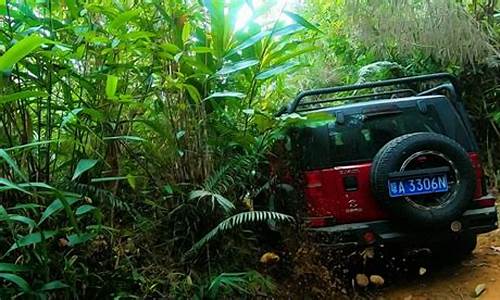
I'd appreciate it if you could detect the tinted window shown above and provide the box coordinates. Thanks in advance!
[328,106,446,165]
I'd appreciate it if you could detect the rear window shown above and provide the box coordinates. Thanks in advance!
[293,99,473,170]
[329,106,445,165]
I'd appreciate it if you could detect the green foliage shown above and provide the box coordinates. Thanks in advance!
[0,0,314,298]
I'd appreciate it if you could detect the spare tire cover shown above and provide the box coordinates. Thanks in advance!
[371,132,475,227]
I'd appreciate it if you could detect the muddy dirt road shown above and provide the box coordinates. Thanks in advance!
[381,228,500,300]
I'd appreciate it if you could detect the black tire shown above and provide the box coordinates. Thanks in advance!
[371,132,476,227]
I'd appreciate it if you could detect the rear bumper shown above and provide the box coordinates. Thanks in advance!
[308,206,498,248]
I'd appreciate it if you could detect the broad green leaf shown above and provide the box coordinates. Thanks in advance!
[72,159,98,181]
[40,280,69,291]
[109,10,140,32]
[0,273,31,292]
[0,35,50,72]
[184,84,201,103]
[105,75,118,98]
[216,59,259,75]
[67,232,96,246]
[75,205,96,216]
[0,263,30,273]
[39,197,79,225]
[256,62,299,80]
[182,22,191,43]
[126,174,136,190]
[203,0,225,59]
[226,30,271,57]
[204,91,246,100]
[284,11,323,33]
[0,91,47,107]
[6,231,57,255]
[0,149,27,181]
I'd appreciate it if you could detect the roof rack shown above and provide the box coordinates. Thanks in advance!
[296,88,416,113]
[277,73,460,116]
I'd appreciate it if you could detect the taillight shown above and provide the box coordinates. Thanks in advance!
[475,194,496,208]
[305,171,322,188]
[362,231,377,244]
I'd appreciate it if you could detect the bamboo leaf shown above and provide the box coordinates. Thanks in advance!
[0,263,30,273]
[0,215,36,229]
[38,197,79,225]
[39,280,69,291]
[6,231,57,255]
[284,11,323,33]
[72,159,98,181]
[204,91,246,100]
[0,91,47,107]
[67,232,96,246]
[0,273,31,292]
[0,178,31,195]
[273,24,304,38]
[90,176,128,183]
[0,149,27,181]
[6,140,58,151]
[216,59,259,75]
[226,30,271,57]
[0,34,50,72]
[102,136,145,142]
[256,62,299,80]
[75,205,96,216]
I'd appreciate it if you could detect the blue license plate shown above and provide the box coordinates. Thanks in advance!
[388,174,448,197]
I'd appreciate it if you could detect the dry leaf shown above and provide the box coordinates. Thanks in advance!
[370,274,385,286]
[355,273,369,287]
[58,238,69,247]
[260,252,280,264]
[362,247,375,259]
[474,283,486,297]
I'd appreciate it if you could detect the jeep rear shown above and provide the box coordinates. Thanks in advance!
[277,73,498,254]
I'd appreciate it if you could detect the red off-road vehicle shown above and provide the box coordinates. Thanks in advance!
[276,73,498,256]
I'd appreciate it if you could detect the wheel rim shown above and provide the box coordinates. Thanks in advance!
[398,150,459,210]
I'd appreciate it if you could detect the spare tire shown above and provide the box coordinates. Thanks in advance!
[371,132,475,227]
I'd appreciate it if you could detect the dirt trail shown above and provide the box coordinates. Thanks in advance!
[381,228,500,300]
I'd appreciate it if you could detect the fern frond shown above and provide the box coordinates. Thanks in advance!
[186,211,294,257]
